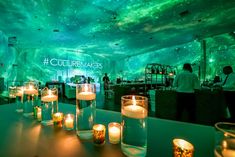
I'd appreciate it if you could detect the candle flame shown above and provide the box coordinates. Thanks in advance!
[67,114,72,119]
[132,96,136,106]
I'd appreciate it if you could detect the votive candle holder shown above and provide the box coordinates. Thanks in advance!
[93,124,106,146]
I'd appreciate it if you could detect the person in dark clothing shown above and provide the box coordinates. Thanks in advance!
[102,73,110,98]
[222,66,235,122]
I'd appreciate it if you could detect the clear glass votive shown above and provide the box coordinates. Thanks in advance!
[63,114,74,130]
[172,138,194,157]
[93,124,106,146]
[53,112,63,128]
[214,122,235,157]
[121,95,148,157]
[41,87,58,125]
[23,81,39,117]
[76,83,96,140]
[108,122,121,144]
[8,86,17,98]
[33,106,42,122]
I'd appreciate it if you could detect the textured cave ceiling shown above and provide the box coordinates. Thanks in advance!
[0,0,235,59]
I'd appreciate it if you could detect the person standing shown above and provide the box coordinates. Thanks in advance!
[103,73,110,98]
[173,63,200,123]
[222,65,235,122]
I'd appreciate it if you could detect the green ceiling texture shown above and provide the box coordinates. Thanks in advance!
[0,0,235,84]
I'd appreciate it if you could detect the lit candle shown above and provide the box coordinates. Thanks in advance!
[221,139,235,157]
[9,86,17,98]
[15,87,24,97]
[108,122,121,144]
[122,96,148,119]
[222,150,235,157]
[173,138,194,157]
[41,90,58,102]
[93,124,106,146]
[37,107,42,121]
[64,114,74,130]
[53,112,63,128]
[76,84,96,100]
[24,85,38,95]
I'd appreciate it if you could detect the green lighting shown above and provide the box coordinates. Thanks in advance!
[209,58,214,63]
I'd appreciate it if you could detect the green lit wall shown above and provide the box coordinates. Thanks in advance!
[113,33,235,83]
[0,32,111,86]
[206,33,235,80]
[1,31,235,88]
[114,41,201,82]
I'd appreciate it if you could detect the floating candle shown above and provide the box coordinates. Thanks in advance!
[41,90,58,102]
[122,96,147,119]
[24,85,38,95]
[76,84,96,100]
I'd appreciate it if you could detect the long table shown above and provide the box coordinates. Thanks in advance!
[0,103,215,157]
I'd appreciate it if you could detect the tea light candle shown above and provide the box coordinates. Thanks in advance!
[108,122,121,144]
[93,124,106,146]
[173,138,194,157]
[53,112,63,128]
[37,107,42,121]
[64,114,74,130]
[76,84,96,100]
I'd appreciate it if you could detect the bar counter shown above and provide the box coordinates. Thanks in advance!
[155,89,227,125]
[0,103,215,157]
[112,83,227,125]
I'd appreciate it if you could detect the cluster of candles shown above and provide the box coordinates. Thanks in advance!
[13,83,195,155]
[34,107,75,130]
[14,83,75,130]
[92,122,121,145]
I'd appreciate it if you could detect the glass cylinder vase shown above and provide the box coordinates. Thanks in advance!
[214,122,235,157]
[121,95,148,157]
[8,86,17,99]
[76,83,96,140]
[15,86,24,113]
[41,87,58,125]
[23,81,39,117]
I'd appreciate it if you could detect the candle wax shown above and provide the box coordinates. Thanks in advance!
[65,116,74,129]
[24,89,38,95]
[41,95,58,102]
[76,92,96,100]
[173,139,194,150]
[109,126,120,144]
[122,105,147,119]
[222,149,235,157]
